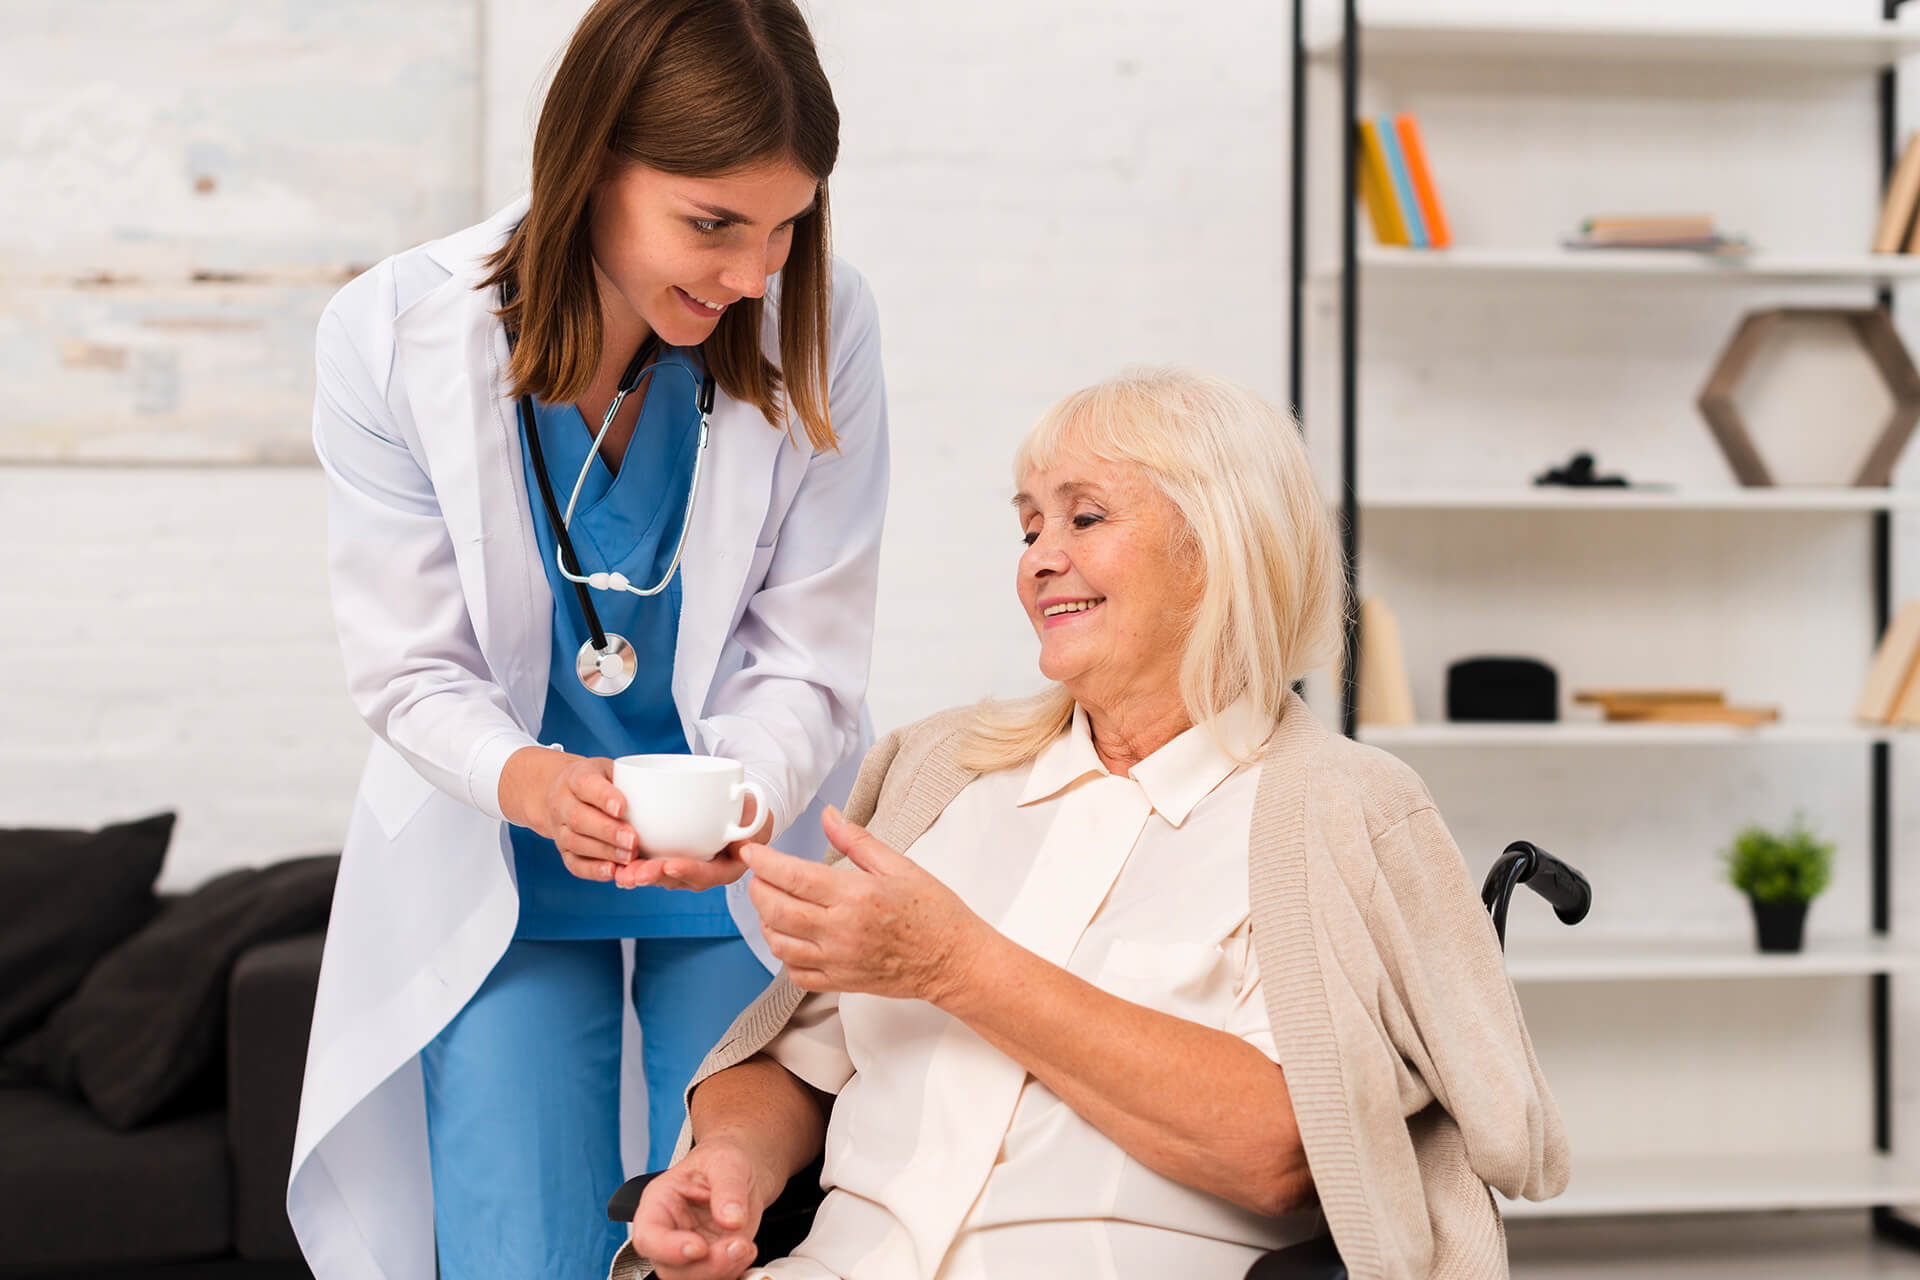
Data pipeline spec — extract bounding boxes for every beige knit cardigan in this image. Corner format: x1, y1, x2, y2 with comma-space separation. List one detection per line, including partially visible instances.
613, 694, 1569, 1280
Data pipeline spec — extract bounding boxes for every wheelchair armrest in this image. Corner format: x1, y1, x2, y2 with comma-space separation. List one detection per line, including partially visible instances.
1244, 1233, 1346, 1280
606, 1171, 657, 1224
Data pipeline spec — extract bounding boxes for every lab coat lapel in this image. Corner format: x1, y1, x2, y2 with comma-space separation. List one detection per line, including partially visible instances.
670, 390, 785, 735
390, 222, 549, 724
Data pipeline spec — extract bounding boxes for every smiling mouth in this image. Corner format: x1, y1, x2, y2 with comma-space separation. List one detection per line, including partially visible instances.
677, 286, 729, 313
1041, 598, 1104, 618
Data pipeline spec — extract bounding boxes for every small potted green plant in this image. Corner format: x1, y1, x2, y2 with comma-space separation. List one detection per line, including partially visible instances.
1722, 817, 1835, 953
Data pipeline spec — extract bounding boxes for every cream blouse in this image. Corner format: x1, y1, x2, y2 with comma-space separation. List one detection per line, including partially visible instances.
752, 702, 1322, 1279
616, 691, 1570, 1280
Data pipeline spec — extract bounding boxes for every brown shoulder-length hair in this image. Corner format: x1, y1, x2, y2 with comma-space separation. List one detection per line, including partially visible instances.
483, 0, 840, 450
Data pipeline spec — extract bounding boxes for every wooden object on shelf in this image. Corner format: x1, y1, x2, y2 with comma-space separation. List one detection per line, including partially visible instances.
1574, 689, 1725, 706
1857, 600, 1920, 723
1888, 625, 1920, 726
1573, 688, 1779, 725
1876, 129, 1920, 252
1890, 673, 1920, 727
1356, 596, 1415, 726
1695, 307, 1920, 487
1605, 703, 1780, 726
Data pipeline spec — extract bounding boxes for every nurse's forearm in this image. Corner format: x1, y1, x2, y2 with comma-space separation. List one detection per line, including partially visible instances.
499, 745, 569, 834
688, 1055, 829, 1202
936, 932, 1313, 1218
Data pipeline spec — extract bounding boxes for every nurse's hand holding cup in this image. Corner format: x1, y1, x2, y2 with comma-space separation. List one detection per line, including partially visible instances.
498, 748, 771, 891
610, 755, 773, 891
500, 748, 638, 883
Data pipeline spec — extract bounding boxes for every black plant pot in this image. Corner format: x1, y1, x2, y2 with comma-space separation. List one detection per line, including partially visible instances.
1750, 898, 1809, 953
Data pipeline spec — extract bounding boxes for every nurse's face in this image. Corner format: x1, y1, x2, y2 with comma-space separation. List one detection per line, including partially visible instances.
588, 157, 820, 349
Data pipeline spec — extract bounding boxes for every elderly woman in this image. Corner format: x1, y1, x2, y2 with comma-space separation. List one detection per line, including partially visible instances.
615, 368, 1568, 1280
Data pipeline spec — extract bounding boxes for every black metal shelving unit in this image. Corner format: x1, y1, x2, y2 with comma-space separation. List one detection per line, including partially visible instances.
1289, 0, 1916, 1248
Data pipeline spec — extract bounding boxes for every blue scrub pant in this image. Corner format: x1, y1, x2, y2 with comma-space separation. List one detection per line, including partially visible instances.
419, 934, 772, 1279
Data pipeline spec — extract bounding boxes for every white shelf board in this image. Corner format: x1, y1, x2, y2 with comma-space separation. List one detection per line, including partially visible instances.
1500, 1150, 1920, 1218
1508, 1210, 1920, 1278
1314, 246, 1920, 285
1308, 17, 1920, 71
1507, 936, 1920, 983
1362, 488, 1920, 513
1359, 722, 1902, 747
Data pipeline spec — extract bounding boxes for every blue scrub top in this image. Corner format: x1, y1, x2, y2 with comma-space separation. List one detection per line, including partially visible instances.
510, 347, 736, 939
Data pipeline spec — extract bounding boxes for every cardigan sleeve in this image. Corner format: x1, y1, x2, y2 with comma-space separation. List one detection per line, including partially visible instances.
1364, 805, 1571, 1202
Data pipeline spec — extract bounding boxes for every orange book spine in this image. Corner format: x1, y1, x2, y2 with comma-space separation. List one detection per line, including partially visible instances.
1393, 113, 1451, 249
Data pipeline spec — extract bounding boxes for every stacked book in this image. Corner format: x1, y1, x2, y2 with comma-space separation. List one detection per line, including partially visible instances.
1563, 215, 1749, 255
1354, 113, 1452, 249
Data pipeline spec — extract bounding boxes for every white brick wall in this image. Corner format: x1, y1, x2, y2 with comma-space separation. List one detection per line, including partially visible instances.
4, 0, 1292, 888
812, 0, 1292, 727
0, 466, 364, 891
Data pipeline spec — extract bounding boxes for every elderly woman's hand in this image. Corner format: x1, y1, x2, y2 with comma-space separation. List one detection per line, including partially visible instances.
628, 1136, 769, 1280
742, 807, 988, 1004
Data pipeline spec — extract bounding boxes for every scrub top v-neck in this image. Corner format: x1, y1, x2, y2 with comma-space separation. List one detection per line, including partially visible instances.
509, 346, 735, 939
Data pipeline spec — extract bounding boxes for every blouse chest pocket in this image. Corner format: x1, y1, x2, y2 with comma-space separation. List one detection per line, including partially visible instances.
1094, 939, 1234, 1031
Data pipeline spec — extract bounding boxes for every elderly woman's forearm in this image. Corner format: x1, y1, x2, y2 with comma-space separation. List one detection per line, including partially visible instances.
936, 929, 1313, 1217
687, 1056, 829, 1195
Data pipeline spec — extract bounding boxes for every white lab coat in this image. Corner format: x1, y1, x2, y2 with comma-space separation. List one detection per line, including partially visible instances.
287, 198, 888, 1280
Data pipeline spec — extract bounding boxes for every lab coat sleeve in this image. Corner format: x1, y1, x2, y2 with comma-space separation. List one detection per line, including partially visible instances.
311, 289, 535, 821
694, 265, 890, 839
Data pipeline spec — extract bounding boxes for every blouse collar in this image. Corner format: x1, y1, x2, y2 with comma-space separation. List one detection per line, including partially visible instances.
1017, 698, 1277, 827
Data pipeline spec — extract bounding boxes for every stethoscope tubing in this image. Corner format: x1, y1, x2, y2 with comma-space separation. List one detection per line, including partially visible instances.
556, 360, 712, 600
516, 388, 610, 653
504, 280, 718, 692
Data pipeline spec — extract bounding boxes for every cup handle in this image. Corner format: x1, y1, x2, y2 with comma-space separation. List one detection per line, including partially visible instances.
723, 778, 770, 845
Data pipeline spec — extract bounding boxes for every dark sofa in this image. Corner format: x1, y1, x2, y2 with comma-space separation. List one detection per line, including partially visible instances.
0, 931, 323, 1278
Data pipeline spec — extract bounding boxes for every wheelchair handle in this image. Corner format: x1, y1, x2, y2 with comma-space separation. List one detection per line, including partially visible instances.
1480, 840, 1591, 948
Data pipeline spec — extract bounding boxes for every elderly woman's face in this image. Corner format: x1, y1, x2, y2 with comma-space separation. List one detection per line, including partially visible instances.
1015, 455, 1199, 706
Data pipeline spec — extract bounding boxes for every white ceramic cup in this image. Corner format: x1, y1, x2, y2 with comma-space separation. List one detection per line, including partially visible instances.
611, 754, 769, 862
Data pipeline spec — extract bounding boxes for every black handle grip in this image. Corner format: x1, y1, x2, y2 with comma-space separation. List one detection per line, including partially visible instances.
1481, 841, 1592, 948
1522, 845, 1592, 926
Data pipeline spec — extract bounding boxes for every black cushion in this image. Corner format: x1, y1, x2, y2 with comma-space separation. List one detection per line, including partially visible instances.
227, 933, 327, 1261
0, 1087, 229, 1268
34, 855, 338, 1130
0, 813, 173, 1049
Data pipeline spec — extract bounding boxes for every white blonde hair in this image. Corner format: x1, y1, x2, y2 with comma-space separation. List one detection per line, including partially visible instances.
956, 366, 1345, 773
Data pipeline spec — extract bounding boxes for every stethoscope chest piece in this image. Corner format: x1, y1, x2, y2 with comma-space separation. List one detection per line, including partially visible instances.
576, 634, 639, 697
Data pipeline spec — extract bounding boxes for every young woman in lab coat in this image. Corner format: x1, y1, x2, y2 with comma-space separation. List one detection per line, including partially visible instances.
287, 2, 888, 1276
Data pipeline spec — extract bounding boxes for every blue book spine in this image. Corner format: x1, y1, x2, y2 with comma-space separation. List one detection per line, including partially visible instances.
1377, 117, 1429, 248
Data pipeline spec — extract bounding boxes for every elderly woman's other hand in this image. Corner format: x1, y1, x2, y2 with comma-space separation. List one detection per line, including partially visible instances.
628, 1137, 767, 1280
743, 807, 989, 1003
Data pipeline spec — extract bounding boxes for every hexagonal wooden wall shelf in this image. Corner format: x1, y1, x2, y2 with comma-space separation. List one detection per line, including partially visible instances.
1696, 306, 1920, 487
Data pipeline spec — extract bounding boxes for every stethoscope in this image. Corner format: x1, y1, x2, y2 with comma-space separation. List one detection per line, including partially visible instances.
503, 282, 717, 697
